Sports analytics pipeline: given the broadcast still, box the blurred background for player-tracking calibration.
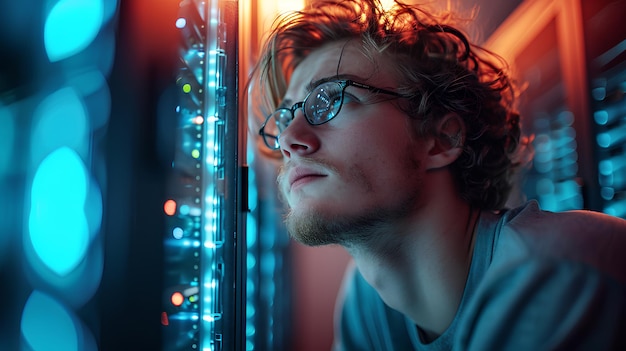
[0,0,624,350]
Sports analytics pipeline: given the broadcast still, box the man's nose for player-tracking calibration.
[279,109,321,159]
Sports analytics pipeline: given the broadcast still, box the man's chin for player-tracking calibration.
[284,210,340,246]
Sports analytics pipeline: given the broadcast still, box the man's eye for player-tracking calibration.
[341,93,358,104]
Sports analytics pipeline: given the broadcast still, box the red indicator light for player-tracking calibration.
[171,291,184,306]
[164,199,177,216]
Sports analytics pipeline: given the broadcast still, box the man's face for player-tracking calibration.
[276,40,430,246]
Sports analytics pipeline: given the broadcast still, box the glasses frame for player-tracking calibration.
[258,79,404,150]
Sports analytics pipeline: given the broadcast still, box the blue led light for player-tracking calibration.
[180,204,190,215]
[248,167,258,212]
[247,278,255,296]
[247,253,256,269]
[21,290,95,351]
[601,187,615,200]
[594,110,609,125]
[597,133,611,148]
[28,147,90,277]
[0,105,14,175]
[31,87,88,165]
[592,87,607,101]
[247,304,256,318]
[44,0,104,62]
[599,159,613,176]
[66,69,112,130]
[173,227,184,239]
[261,253,276,275]
[246,216,257,247]
[605,200,626,218]
[535,178,555,196]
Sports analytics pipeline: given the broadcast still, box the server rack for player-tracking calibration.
[487,0,626,218]
[162,0,245,350]
[585,0,626,218]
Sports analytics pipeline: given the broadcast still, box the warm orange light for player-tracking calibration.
[171,291,184,306]
[164,199,177,216]
[193,115,204,124]
[276,0,304,14]
[379,0,396,10]
[258,1,304,37]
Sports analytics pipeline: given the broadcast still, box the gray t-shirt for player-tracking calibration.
[334,201,626,350]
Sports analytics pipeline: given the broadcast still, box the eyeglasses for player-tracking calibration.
[258,79,404,150]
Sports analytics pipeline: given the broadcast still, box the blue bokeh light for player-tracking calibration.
[66,69,112,131]
[21,290,78,351]
[0,104,15,175]
[21,290,97,351]
[44,0,104,62]
[0,104,15,266]
[594,110,609,125]
[597,133,611,148]
[31,87,88,166]
[28,147,90,277]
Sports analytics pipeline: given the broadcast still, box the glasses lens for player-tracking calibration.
[305,82,343,125]
[264,134,280,149]
[264,109,292,136]
[261,108,292,149]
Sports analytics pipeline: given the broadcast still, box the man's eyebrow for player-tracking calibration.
[305,74,361,92]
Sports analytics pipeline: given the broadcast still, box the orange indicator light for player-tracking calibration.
[171,291,184,306]
[164,199,177,216]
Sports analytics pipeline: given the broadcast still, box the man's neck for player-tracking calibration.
[345,199,479,338]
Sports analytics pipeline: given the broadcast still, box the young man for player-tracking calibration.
[250,0,626,349]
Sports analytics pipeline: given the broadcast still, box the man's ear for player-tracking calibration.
[425,113,465,170]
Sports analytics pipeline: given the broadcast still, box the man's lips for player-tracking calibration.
[287,167,327,188]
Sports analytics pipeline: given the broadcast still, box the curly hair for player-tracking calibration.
[249,0,529,210]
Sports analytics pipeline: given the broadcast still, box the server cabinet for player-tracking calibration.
[487,0,626,218]
[162,0,246,350]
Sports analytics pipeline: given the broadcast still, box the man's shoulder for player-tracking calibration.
[503,200,626,233]
[461,203,626,349]
[492,200,626,283]
[458,250,626,350]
